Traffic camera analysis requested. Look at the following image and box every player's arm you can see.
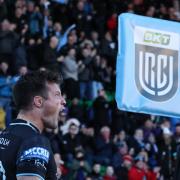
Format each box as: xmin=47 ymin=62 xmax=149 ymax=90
xmin=17 ymin=176 xmax=42 ymax=180
xmin=16 ymin=136 xmax=56 ymax=180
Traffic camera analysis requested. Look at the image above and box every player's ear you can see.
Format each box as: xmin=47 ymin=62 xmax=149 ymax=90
xmin=33 ymin=96 xmax=43 ymax=108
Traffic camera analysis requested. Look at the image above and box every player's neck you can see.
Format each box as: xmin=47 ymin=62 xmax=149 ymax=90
xmin=17 ymin=110 xmax=43 ymax=133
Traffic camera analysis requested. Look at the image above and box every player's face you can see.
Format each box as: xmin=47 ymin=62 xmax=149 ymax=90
xmin=42 ymin=83 xmax=66 ymax=129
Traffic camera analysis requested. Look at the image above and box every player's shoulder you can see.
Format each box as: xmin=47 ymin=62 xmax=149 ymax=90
xmin=22 ymin=133 xmax=51 ymax=149
xmin=10 ymin=119 xmax=51 ymax=148
xmin=17 ymin=133 xmax=52 ymax=166
xmin=8 ymin=119 xmax=41 ymax=138
xmin=16 ymin=129 xmax=52 ymax=165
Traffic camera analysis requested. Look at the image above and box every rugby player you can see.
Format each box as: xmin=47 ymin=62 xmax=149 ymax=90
xmin=0 ymin=70 xmax=66 ymax=180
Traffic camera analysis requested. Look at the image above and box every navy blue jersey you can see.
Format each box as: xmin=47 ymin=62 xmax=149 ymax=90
xmin=0 ymin=119 xmax=57 ymax=180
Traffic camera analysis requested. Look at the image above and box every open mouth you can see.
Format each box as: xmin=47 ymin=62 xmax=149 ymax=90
xmin=59 ymin=107 xmax=66 ymax=116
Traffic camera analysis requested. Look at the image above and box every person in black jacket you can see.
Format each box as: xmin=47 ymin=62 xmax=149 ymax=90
xmin=174 ymin=145 xmax=180 ymax=180
xmin=92 ymin=89 xmax=110 ymax=132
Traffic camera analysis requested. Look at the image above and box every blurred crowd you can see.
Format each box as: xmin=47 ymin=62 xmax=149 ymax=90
xmin=1 ymin=0 xmax=180 ymax=179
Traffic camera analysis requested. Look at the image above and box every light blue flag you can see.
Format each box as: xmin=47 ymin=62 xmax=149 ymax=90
xmin=57 ymin=24 xmax=76 ymax=51
xmin=52 ymin=0 xmax=68 ymax=5
xmin=43 ymin=16 xmax=49 ymax=39
xmin=116 ymin=13 xmax=180 ymax=118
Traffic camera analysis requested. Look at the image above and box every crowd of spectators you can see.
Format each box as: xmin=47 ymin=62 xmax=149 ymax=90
xmin=1 ymin=0 xmax=180 ymax=179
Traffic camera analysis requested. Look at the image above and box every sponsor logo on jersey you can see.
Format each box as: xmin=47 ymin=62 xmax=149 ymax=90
xmin=0 ymin=138 xmax=10 ymax=146
xmin=21 ymin=147 xmax=50 ymax=162
xmin=35 ymin=159 xmax=47 ymax=170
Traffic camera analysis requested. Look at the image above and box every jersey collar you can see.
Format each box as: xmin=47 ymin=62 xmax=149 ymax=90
xmin=10 ymin=119 xmax=41 ymax=134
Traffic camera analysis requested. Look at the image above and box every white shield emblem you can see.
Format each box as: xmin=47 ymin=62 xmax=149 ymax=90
xmin=134 ymin=27 xmax=179 ymax=101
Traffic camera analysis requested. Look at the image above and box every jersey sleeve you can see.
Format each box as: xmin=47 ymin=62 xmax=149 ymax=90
xmin=16 ymin=135 xmax=57 ymax=180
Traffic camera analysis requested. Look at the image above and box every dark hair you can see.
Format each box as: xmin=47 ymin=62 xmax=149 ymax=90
xmin=13 ymin=70 xmax=62 ymax=110
xmin=176 ymin=123 xmax=180 ymax=127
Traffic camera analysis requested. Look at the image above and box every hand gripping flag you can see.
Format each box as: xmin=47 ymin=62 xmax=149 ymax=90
xmin=116 ymin=13 xmax=180 ymax=118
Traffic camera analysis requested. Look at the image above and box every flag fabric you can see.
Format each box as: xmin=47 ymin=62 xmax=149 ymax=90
xmin=116 ymin=13 xmax=180 ymax=118
xmin=52 ymin=0 xmax=68 ymax=5
xmin=57 ymin=24 xmax=76 ymax=51
xmin=43 ymin=16 xmax=49 ymax=39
